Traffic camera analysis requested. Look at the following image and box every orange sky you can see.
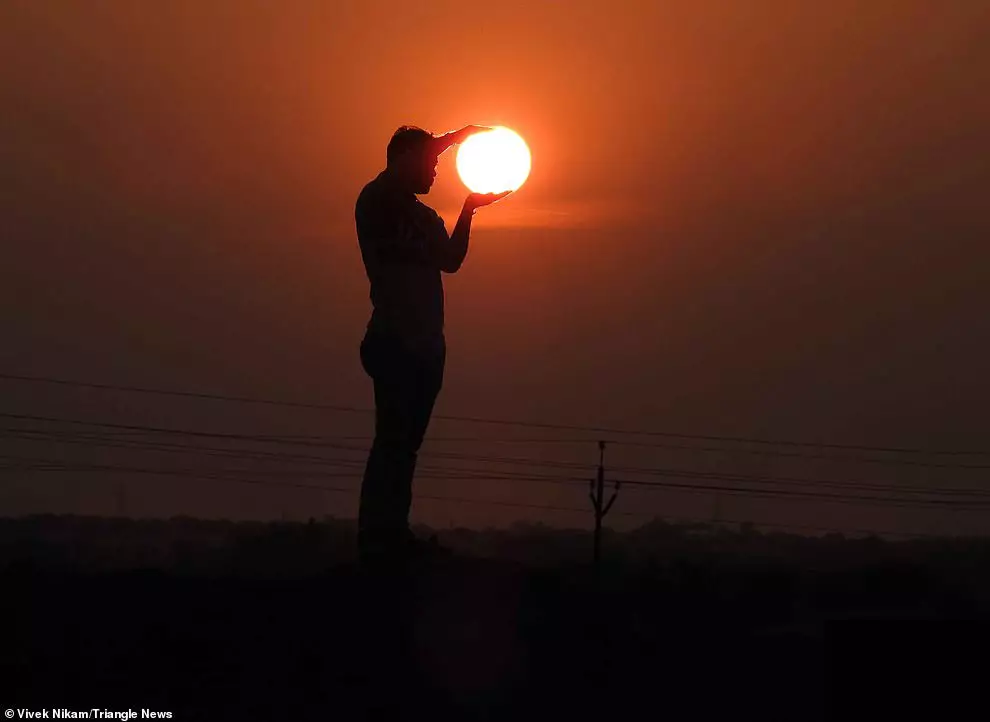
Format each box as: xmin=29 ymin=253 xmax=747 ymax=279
xmin=1 ymin=1 xmax=988 ymax=534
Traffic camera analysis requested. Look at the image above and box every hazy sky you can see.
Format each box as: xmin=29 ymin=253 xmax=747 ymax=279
xmin=2 ymin=1 xmax=988 ymax=534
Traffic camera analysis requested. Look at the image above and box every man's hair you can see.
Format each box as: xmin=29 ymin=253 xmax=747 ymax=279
xmin=386 ymin=125 xmax=434 ymax=166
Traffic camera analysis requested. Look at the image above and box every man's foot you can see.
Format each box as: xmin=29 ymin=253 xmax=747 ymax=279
xmin=404 ymin=533 xmax=453 ymax=562
xmin=358 ymin=532 xmax=452 ymax=572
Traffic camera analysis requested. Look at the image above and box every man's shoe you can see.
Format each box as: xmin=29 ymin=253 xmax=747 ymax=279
xmin=359 ymin=531 xmax=453 ymax=572
xmin=404 ymin=533 xmax=453 ymax=562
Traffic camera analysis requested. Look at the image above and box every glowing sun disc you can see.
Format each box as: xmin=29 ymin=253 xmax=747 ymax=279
xmin=456 ymin=126 xmax=531 ymax=194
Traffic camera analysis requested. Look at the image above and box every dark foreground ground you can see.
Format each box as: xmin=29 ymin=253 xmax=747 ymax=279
xmin=4 ymin=553 xmax=988 ymax=722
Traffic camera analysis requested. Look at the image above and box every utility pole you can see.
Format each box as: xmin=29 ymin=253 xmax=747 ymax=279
xmin=589 ymin=440 xmax=620 ymax=567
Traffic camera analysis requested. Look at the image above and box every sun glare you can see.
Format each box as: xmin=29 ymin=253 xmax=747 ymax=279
xmin=456 ymin=127 xmax=531 ymax=194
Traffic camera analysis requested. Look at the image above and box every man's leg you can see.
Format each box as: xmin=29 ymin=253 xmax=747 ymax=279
xmin=354 ymin=342 xmax=446 ymax=713
xmin=358 ymin=336 xmax=443 ymax=564
xmin=359 ymin=354 xmax=408 ymax=563
xmin=392 ymin=348 xmax=445 ymax=555
xmin=354 ymin=376 xmax=418 ymax=717
xmin=404 ymin=348 xmax=445 ymax=468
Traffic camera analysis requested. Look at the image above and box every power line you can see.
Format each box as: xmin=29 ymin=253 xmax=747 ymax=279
xmin=611 ymin=477 xmax=990 ymax=509
xmin=1 ymin=427 xmax=366 ymax=467
xmin=0 ymin=459 xmax=582 ymax=486
xmin=0 ymin=458 xmax=953 ymax=539
xmin=43 ymin=423 xmax=987 ymax=472
xmin=608 ymin=463 xmax=990 ymax=498
xmin=604 ymin=439 xmax=990 ymax=470
xmin=0 ymin=427 xmax=591 ymax=484
xmin=22 ymin=425 xmax=986 ymax=470
xmin=623 ymin=515 xmax=940 ymax=540
xmin=421 ymin=435 xmax=990 ymax=470
xmin=0 ymin=373 xmax=372 ymax=416
xmin=1 ymin=458 xmax=360 ymax=494
xmin=0 ymin=412 xmax=601 ymax=471
xmin=38 ymin=430 xmax=596 ymax=444
xmin=0 ymin=457 xmax=594 ymax=515
xmin=3 ymin=372 xmax=987 ymax=457
xmin=5 ymin=448 xmax=989 ymax=511
xmin=5 ymin=420 xmax=990 ymax=501
xmin=0 ymin=412 xmax=369 ymax=450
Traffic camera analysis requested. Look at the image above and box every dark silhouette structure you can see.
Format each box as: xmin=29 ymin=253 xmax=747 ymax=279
xmin=5 ymin=515 xmax=988 ymax=719
xmin=589 ymin=441 xmax=620 ymax=567
xmin=355 ymin=125 xmax=509 ymax=568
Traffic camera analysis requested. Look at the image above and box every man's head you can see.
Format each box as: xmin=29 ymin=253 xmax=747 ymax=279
xmin=386 ymin=125 xmax=441 ymax=194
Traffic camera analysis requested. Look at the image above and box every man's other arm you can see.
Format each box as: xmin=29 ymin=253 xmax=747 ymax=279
xmin=430 ymin=205 xmax=474 ymax=274
xmin=437 ymin=193 xmax=511 ymax=272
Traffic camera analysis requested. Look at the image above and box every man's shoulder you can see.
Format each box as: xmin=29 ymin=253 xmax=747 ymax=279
xmin=356 ymin=174 xmax=388 ymax=210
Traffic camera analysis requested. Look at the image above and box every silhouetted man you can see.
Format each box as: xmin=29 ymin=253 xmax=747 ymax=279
xmin=355 ymin=125 xmax=509 ymax=567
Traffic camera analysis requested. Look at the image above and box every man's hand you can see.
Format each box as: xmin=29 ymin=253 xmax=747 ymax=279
xmin=450 ymin=125 xmax=493 ymax=144
xmin=448 ymin=189 xmax=511 ymax=271
xmin=433 ymin=125 xmax=494 ymax=154
xmin=432 ymin=126 xmax=493 ymax=156
xmin=465 ymin=191 xmax=512 ymax=211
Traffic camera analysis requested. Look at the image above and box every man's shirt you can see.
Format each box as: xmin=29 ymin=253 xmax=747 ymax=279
xmin=355 ymin=171 xmax=466 ymax=358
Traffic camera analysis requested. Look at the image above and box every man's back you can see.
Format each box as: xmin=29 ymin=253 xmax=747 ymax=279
xmin=356 ymin=171 xmax=449 ymax=356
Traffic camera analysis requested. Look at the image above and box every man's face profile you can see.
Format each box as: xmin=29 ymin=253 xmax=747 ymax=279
xmin=404 ymin=148 xmax=438 ymax=195
xmin=386 ymin=126 xmax=443 ymax=195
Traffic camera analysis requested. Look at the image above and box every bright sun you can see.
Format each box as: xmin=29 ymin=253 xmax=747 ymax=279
xmin=456 ymin=126 xmax=531 ymax=194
